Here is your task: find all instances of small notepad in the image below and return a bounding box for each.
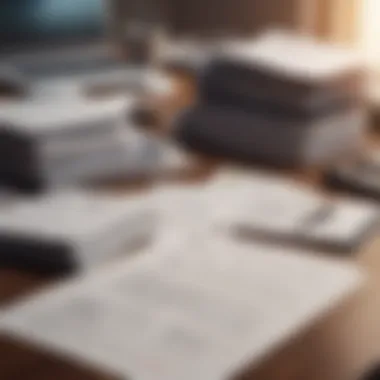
[208,170,379,252]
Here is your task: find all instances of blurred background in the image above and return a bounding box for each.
[1,2,380,380]
[0,0,377,101]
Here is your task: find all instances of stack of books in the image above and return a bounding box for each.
[176,30,366,167]
[0,98,162,193]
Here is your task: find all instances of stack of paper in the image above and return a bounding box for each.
[0,190,156,274]
[0,98,163,192]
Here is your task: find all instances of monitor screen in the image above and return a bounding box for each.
[0,0,106,51]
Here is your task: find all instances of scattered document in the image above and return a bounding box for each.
[0,236,363,380]
[208,170,380,252]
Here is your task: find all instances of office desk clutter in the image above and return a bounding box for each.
[176,30,366,167]
[0,168,372,377]
[0,235,363,380]
[0,26,378,380]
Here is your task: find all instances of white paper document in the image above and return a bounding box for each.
[208,170,380,252]
[0,236,363,380]
[0,190,156,270]
[223,29,362,82]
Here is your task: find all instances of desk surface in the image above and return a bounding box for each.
[0,75,379,380]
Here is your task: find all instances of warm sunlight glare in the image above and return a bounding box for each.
[360,0,380,68]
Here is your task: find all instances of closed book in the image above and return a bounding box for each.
[175,105,365,167]
[200,30,364,114]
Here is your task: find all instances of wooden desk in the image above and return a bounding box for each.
[0,75,379,380]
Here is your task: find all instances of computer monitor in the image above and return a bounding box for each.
[0,0,107,53]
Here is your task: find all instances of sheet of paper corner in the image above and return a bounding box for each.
[206,168,380,243]
[205,168,318,222]
[28,68,175,101]
[0,231,364,380]
[0,94,135,132]
[0,190,153,242]
[222,29,363,81]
